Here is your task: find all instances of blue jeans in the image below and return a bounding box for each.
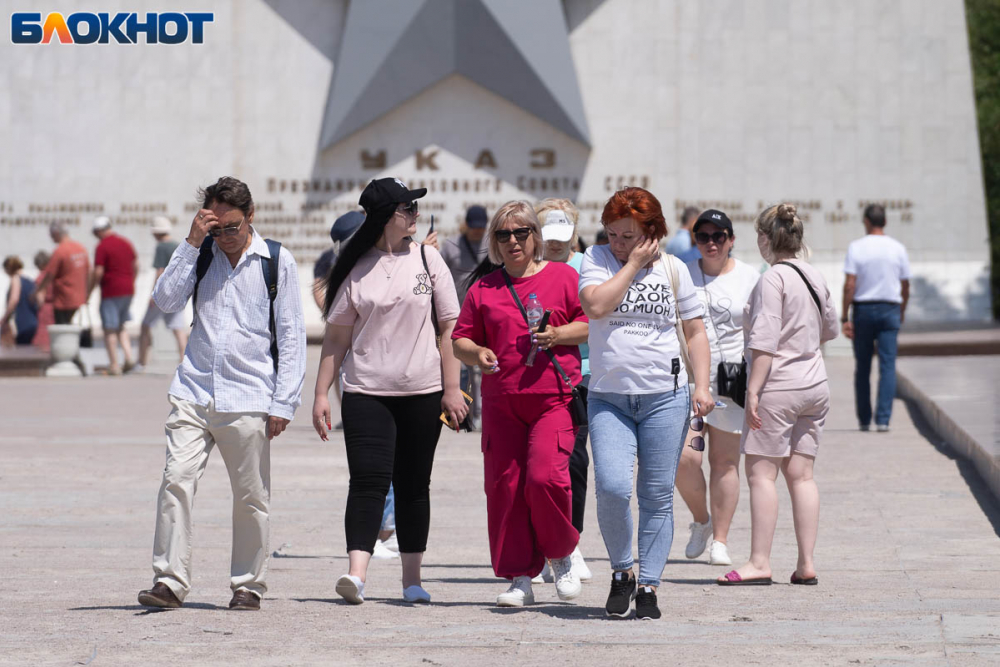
[589,387,690,587]
[381,485,395,532]
[852,302,901,427]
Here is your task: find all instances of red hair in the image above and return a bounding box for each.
[601,187,668,241]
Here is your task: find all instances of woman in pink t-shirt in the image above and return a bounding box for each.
[452,200,589,608]
[718,204,839,588]
[312,178,469,606]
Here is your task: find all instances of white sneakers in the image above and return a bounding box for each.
[708,540,732,566]
[531,560,552,584]
[876,424,890,432]
[372,536,399,560]
[551,555,582,600]
[685,518,713,559]
[532,546,592,584]
[570,545,592,582]
[335,574,365,604]
[497,576,535,607]
[402,585,431,603]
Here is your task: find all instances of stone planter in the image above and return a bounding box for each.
[47,324,83,377]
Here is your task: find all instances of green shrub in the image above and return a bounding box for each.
[967,0,1000,319]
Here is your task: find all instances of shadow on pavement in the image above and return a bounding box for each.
[489,604,606,620]
[903,399,1000,539]
[661,578,726,586]
[70,603,227,614]
[423,577,504,585]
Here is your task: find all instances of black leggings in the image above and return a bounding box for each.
[341,391,444,554]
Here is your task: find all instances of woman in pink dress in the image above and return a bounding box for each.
[31,251,55,351]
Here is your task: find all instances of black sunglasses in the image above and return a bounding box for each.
[694,231,730,245]
[399,201,418,215]
[495,227,532,243]
[208,219,245,237]
[688,416,705,451]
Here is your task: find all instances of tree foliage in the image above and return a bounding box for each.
[967,0,1000,319]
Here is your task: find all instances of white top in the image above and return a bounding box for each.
[579,245,704,394]
[843,234,911,303]
[329,242,460,396]
[686,258,761,388]
[153,230,307,420]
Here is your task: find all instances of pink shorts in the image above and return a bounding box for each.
[740,382,830,458]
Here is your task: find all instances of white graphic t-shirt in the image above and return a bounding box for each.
[686,258,761,388]
[579,245,704,394]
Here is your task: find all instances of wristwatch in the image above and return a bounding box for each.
[840,318,849,323]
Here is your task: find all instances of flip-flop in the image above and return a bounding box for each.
[790,573,818,586]
[717,570,772,586]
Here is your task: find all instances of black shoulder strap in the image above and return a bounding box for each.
[777,261,822,312]
[420,244,440,338]
[192,237,215,326]
[262,239,281,372]
[501,268,574,389]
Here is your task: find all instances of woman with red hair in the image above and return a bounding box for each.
[579,187,714,620]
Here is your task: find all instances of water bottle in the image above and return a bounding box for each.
[525,293,543,366]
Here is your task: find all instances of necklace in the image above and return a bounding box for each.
[378,252,399,279]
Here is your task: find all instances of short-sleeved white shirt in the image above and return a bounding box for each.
[580,245,704,394]
[843,234,911,303]
[686,258,761,388]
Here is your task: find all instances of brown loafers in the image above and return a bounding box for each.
[137,582,182,608]
[229,589,261,611]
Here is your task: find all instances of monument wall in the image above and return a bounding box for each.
[0,0,991,330]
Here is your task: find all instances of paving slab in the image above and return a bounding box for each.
[0,353,998,666]
[897,355,1000,504]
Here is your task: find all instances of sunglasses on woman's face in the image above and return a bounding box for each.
[694,231,729,245]
[688,416,705,451]
[495,227,532,243]
[399,201,418,215]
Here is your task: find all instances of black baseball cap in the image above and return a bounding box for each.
[359,177,427,213]
[465,205,488,229]
[693,209,733,234]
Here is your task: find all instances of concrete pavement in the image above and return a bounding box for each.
[0,353,998,666]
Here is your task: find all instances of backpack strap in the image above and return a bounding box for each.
[192,237,216,327]
[262,239,282,372]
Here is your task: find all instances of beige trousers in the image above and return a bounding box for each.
[151,395,271,601]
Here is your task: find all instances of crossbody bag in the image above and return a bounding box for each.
[697,261,748,408]
[501,269,588,427]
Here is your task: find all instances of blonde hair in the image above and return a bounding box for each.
[534,198,580,250]
[486,200,544,265]
[755,203,809,258]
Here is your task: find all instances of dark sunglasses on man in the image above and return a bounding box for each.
[208,219,245,237]
[694,230,729,245]
[495,227,531,243]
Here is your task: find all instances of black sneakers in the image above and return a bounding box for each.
[605,571,636,618]
[635,586,661,620]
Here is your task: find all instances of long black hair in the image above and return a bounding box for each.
[323,203,396,318]
[463,256,503,295]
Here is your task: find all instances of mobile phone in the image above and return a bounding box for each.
[535,309,552,333]
[429,214,435,233]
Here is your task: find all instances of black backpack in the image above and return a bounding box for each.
[192,237,282,371]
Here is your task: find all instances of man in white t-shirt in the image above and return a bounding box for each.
[841,204,910,433]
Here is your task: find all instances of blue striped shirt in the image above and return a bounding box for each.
[153,230,306,420]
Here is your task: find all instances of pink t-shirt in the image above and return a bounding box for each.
[328,242,460,396]
[452,261,588,397]
[743,260,839,391]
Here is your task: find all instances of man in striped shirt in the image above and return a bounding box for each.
[138,177,306,611]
